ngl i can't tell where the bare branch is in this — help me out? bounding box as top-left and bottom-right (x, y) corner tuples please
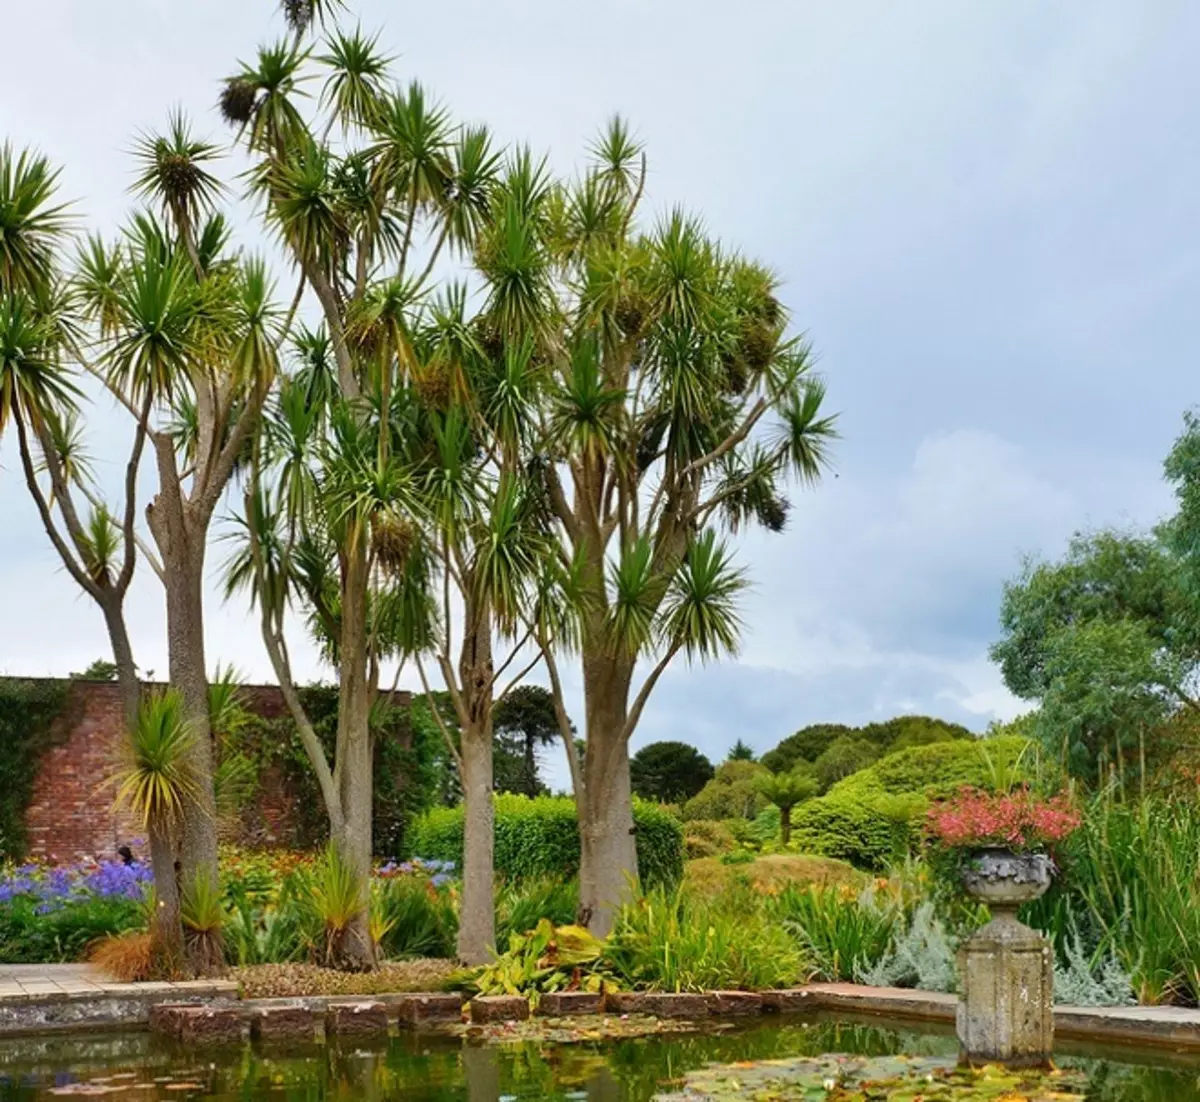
(416, 655), (464, 774)
(620, 641), (683, 744)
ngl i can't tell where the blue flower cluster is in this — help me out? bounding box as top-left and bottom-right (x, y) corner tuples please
(0, 860), (153, 912)
(377, 857), (457, 889)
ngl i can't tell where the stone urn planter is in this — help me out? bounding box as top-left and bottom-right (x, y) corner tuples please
(961, 848), (1054, 911)
(956, 848), (1055, 1068)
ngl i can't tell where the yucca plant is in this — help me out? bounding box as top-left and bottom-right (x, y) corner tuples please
(111, 690), (197, 968)
(181, 869), (227, 976)
(310, 844), (373, 971)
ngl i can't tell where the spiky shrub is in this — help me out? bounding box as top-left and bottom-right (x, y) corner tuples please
(111, 689), (197, 834)
(773, 884), (901, 983)
(180, 870), (226, 976)
(605, 884), (806, 993)
(373, 875), (457, 960)
(310, 845), (371, 970)
(495, 878), (579, 954)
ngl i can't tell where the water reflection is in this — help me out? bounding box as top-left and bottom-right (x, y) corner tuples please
(0, 1017), (1197, 1100)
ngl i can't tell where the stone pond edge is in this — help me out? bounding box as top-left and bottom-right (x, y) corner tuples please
(2, 979), (1200, 1053)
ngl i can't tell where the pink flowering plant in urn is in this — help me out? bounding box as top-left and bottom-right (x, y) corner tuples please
(926, 788), (1081, 907)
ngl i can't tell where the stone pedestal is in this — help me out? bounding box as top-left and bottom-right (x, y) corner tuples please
(957, 909), (1053, 1068)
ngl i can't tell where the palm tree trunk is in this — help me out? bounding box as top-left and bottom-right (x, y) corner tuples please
(331, 541), (376, 970)
(164, 550), (222, 973)
(456, 602), (496, 966)
(576, 651), (638, 937)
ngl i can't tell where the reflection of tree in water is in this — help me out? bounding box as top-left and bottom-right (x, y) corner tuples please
(17, 1023), (1200, 1101)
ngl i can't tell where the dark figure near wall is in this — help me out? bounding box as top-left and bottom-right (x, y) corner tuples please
(117, 845), (136, 866)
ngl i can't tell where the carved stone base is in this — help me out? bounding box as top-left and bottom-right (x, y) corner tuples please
(957, 910), (1053, 1068)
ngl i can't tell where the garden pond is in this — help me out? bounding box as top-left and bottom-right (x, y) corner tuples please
(1, 1015), (1199, 1101)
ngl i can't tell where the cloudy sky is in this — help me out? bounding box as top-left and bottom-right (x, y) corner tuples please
(1, 1), (1196, 783)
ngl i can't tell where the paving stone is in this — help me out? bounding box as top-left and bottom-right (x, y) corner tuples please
(325, 1001), (389, 1037)
(394, 992), (464, 1025)
(761, 989), (814, 1013)
(537, 991), (604, 1016)
(606, 992), (709, 1019)
(251, 1004), (317, 1042)
(469, 995), (530, 1024)
(705, 991), (764, 1016)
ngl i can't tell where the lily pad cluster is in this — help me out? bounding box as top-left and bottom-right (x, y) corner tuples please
(654, 1053), (1088, 1102)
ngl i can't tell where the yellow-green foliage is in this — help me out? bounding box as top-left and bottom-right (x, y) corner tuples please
(682, 761), (769, 821)
(684, 854), (863, 897)
(683, 819), (738, 859)
(828, 735), (1033, 803)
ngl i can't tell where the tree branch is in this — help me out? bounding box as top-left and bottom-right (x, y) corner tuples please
(621, 641), (683, 743)
(416, 655), (464, 774)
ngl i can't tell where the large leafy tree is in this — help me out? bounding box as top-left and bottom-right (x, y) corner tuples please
(470, 131), (840, 932)
(992, 498), (1200, 784)
(0, 136), (275, 970)
(630, 740), (714, 803)
(222, 6), (549, 966)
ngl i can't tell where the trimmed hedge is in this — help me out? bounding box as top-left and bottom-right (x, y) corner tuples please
(407, 794), (684, 888)
(787, 735), (1036, 871)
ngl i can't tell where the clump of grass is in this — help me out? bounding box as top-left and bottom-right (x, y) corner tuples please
(772, 883), (902, 982)
(605, 883), (806, 992)
(89, 932), (156, 982)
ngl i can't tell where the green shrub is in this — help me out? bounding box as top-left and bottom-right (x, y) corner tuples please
(407, 795), (684, 889)
(683, 819), (737, 859)
(0, 896), (144, 963)
(375, 876), (457, 960)
(789, 795), (910, 870)
(681, 761), (769, 821)
(829, 735), (1032, 803)
(773, 884), (901, 982)
(761, 716), (970, 776)
(495, 877), (579, 953)
(605, 884), (805, 992)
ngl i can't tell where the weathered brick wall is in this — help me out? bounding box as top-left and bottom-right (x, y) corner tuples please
(22, 680), (296, 864)
(24, 681), (140, 864)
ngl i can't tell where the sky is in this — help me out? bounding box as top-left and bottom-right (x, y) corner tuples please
(1, 1), (1197, 786)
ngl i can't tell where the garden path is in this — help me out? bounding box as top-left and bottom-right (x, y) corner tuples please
(0, 963), (110, 998)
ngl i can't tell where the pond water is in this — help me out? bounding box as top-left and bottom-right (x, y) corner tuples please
(0, 1016), (1197, 1101)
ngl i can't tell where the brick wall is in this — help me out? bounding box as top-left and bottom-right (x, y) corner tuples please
(21, 680), (295, 864)
(24, 681), (141, 864)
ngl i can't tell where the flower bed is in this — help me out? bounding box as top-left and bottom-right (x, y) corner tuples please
(0, 860), (151, 962)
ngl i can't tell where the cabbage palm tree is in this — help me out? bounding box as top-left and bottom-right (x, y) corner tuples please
(476, 119), (839, 935)
(112, 690), (198, 970)
(220, 4), (557, 964)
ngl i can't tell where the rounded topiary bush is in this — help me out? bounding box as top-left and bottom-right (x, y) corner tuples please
(788, 795), (911, 870)
(407, 795), (684, 888)
(828, 735), (1033, 802)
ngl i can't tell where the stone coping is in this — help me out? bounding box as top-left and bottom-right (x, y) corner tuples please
(801, 983), (1200, 1052)
(5, 976), (1200, 1053)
